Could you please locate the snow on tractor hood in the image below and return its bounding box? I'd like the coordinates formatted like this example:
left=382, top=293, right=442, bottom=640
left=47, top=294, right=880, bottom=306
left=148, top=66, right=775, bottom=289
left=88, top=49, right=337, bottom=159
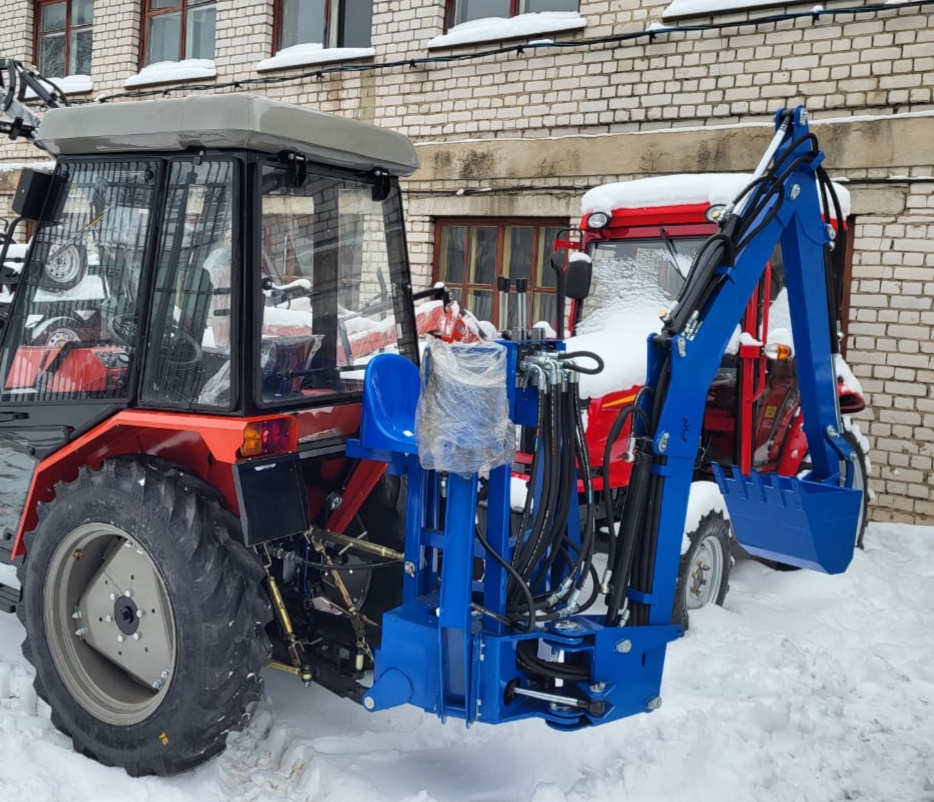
left=581, top=173, right=851, bottom=220
left=568, top=283, right=863, bottom=403
left=566, top=306, right=664, bottom=399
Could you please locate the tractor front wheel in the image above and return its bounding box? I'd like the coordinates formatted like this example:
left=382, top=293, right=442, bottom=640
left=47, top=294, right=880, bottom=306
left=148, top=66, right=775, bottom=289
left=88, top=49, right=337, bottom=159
left=843, top=429, right=869, bottom=550
left=17, top=458, right=270, bottom=776
left=672, top=510, right=732, bottom=629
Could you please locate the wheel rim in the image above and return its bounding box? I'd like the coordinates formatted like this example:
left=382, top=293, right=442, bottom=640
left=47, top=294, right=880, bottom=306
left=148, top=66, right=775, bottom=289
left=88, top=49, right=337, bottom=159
left=685, top=533, right=724, bottom=610
left=46, top=327, right=80, bottom=346
left=45, top=246, right=82, bottom=285
left=44, top=523, right=177, bottom=726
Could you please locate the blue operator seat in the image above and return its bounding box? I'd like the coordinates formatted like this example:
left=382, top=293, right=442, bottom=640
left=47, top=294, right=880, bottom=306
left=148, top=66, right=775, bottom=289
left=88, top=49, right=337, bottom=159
left=346, top=353, right=420, bottom=468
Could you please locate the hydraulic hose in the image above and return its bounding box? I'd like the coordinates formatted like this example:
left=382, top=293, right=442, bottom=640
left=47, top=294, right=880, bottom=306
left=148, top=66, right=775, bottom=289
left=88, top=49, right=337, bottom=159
left=559, top=351, right=605, bottom=375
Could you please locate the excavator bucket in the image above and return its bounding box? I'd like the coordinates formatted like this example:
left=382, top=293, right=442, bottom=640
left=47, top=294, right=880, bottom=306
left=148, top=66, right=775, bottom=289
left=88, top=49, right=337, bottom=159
left=713, top=465, right=862, bottom=574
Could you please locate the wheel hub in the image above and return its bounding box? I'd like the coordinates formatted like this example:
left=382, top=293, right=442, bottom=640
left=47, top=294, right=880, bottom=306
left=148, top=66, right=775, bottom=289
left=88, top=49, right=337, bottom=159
left=113, top=596, right=140, bottom=636
left=685, top=535, right=724, bottom=611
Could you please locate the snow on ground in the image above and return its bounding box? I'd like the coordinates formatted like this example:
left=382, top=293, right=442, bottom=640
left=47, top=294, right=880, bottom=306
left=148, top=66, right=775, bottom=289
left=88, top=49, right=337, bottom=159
left=1, top=523, right=932, bottom=800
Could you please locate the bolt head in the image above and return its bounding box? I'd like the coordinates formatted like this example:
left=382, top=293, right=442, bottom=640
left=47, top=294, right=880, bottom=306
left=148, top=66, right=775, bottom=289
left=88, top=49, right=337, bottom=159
left=363, top=696, right=375, bottom=710
left=615, top=639, right=632, bottom=653
left=74, top=627, right=88, bottom=638
left=589, top=682, right=606, bottom=693
left=161, top=670, right=170, bottom=679
left=132, top=633, right=141, bottom=641
left=646, top=696, right=662, bottom=710
left=404, top=561, right=416, bottom=578
left=105, top=615, right=113, bottom=623
left=124, top=589, right=132, bottom=598
left=71, top=610, right=82, bottom=620
left=117, top=635, right=125, bottom=643
left=151, top=680, right=163, bottom=691
left=109, top=593, right=116, bottom=601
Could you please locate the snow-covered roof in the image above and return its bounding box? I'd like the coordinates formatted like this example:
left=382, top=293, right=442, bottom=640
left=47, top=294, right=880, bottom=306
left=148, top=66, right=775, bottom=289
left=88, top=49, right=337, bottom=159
left=36, top=94, right=419, bottom=176
left=582, top=173, right=851, bottom=219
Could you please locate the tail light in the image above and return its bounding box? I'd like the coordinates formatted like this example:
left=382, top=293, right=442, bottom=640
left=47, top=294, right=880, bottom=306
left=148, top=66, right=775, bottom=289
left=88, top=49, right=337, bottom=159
left=239, top=418, right=295, bottom=458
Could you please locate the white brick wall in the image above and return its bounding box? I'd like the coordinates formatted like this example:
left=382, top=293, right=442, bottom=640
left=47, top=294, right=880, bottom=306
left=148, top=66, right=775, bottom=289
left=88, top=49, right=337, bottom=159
left=1, top=0, right=933, bottom=522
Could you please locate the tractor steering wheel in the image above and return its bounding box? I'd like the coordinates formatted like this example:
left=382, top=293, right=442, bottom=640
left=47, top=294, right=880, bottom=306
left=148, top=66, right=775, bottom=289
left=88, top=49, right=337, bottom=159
left=110, top=314, right=203, bottom=368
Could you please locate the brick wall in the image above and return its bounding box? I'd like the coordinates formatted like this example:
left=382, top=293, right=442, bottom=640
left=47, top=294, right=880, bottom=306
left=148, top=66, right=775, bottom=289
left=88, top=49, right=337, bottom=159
left=1, top=0, right=933, bottom=521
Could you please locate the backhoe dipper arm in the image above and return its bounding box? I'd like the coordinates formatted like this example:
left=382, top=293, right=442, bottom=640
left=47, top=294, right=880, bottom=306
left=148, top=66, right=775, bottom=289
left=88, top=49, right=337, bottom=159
left=0, top=58, right=68, bottom=145
left=627, top=107, right=861, bottom=628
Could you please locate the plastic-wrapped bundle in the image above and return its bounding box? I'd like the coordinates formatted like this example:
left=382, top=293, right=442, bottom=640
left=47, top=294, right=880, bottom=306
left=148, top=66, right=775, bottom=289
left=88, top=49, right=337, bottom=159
left=415, top=337, right=514, bottom=476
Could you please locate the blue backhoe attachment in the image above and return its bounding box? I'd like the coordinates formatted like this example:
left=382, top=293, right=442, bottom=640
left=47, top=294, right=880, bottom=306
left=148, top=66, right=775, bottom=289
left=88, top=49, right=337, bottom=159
left=347, top=105, right=864, bottom=728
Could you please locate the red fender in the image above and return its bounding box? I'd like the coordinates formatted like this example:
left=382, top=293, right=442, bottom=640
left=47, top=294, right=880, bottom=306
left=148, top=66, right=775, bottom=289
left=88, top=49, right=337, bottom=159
left=10, top=406, right=368, bottom=560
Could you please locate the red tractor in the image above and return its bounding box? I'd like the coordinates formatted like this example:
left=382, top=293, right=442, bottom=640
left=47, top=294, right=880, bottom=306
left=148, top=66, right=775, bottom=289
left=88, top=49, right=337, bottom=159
left=552, top=173, right=869, bottom=621
left=0, top=87, right=461, bottom=775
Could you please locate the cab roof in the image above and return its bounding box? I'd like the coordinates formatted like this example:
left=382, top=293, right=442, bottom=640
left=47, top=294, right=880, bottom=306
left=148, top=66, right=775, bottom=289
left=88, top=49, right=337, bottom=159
left=35, top=94, right=419, bottom=176
left=582, top=173, right=851, bottom=220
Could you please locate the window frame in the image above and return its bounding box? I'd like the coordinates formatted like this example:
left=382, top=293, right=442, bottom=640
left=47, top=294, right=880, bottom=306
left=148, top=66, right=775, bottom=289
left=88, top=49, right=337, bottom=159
left=34, top=0, right=93, bottom=78
left=271, top=0, right=372, bottom=53
left=253, top=157, right=410, bottom=410
left=139, top=154, right=241, bottom=413
left=433, top=217, right=567, bottom=331
left=443, top=0, right=576, bottom=30
left=0, top=155, right=163, bottom=408
left=140, top=0, right=217, bottom=69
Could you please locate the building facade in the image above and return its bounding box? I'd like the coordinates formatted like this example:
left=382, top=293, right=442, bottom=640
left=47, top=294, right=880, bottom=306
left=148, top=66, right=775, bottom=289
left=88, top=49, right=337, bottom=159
left=1, top=0, right=933, bottom=523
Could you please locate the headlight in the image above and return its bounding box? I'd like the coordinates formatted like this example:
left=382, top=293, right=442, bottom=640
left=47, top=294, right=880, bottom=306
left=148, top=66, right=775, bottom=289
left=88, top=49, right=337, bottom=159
left=705, top=204, right=726, bottom=223
left=587, top=211, right=610, bottom=229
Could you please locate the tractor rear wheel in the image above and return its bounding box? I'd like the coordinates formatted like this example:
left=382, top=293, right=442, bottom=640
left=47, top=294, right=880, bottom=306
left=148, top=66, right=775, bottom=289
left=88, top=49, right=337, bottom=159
left=672, top=510, right=732, bottom=629
left=16, top=458, right=271, bottom=776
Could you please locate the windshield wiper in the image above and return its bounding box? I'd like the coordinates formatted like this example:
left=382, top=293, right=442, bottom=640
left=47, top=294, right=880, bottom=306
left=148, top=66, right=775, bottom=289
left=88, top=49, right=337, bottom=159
left=658, top=227, right=685, bottom=279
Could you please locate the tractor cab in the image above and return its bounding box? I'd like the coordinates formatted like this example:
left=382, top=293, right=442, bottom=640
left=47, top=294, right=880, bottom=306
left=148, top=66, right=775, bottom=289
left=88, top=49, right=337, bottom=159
left=0, top=95, right=418, bottom=417
left=564, top=172, right=862, bottom=490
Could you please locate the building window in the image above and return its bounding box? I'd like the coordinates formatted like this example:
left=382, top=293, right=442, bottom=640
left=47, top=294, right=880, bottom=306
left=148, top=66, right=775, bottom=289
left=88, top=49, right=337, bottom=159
left=35, top=0, right=93, bottom=77
left=434, top=220, right=567, bottom=329
left=142, top=0, right=216, bottom=66
left=274, top=0, right=372, bottom=51
left=446, top=0, right=577, bottom=28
